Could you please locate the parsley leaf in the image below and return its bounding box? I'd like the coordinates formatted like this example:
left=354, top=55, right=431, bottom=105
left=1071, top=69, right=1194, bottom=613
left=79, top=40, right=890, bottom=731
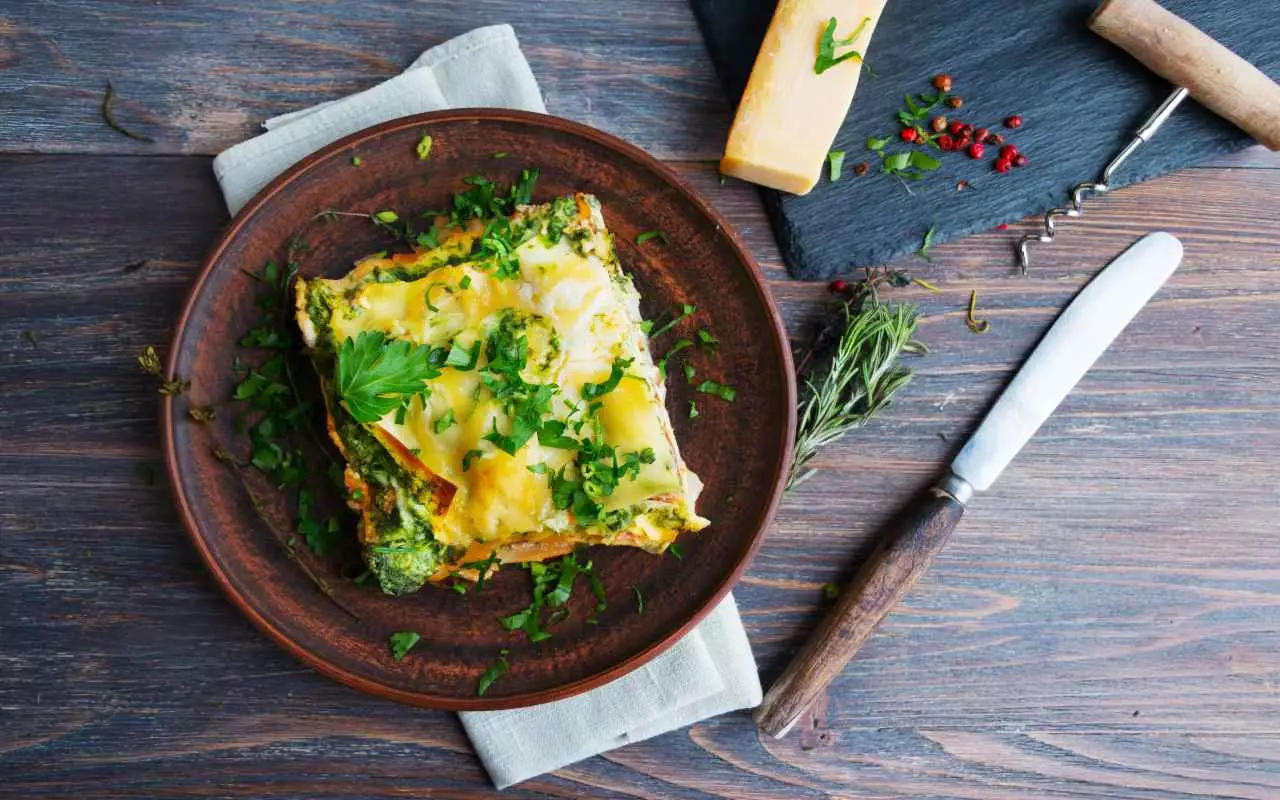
left=656, top=339, right=693, bottom=380
left=815, top=16, right=871, bottom=75
left=389, top=631, right=421, bottom=661
left=649, top=304, right=696, bottom=339
left=695, top=329, right=719, bottom=350
left=462, top=449, right=484, bottom=471
left=689, top=400, right=699, bottom=419
left=444, top=340, right=481, bottom=370
left=416, top=134, right=433, bottom=160
left=581, top=357, right=633, bottom=400
left=827, top=150, right=846, bottom=182
left=433, top=408, right=456, bottom=434
left=374, top=210, right=399, bottom=224
left=696, top=380, right=737, bottom=402
left=917, top=225, right=936, bottom=262
left=635, top=229, right=669, bottom=246
left=335, top=331, right=441, bottom=423
left=477, top=649, right=509, bottom=696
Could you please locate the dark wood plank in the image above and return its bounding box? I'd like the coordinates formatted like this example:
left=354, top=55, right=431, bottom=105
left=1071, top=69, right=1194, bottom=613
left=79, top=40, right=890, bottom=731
left=3, top=153, right=1279, bottom=798
left=0, top=0, right=730, bottom=160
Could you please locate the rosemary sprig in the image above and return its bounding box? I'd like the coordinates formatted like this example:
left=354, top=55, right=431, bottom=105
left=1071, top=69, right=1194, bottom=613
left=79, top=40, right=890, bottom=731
left=788, top=288, right=924, bottom=489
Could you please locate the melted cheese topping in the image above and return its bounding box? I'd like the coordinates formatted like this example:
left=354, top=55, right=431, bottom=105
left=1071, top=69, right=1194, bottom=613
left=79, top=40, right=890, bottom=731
left=300, top=195, right=707, bottom=558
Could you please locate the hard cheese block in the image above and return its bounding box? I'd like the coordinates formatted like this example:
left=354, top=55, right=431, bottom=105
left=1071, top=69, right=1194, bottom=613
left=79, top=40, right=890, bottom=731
left=692, top=0, right=1277, bottom=280
left=721, top=0, right=888, bottom=195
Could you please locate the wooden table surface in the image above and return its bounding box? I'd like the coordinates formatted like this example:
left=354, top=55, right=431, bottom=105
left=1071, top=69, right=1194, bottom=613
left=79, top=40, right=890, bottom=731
left=3, top=3, right=1279, bottom=798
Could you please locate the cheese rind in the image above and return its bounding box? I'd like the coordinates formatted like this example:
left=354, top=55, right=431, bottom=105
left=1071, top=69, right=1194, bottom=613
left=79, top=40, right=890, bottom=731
left=721, top=0, right=888, bottom=195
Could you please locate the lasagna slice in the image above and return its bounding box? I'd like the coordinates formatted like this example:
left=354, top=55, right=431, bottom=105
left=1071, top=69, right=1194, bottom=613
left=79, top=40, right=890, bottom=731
left=295, top=193, right=709, bottom=595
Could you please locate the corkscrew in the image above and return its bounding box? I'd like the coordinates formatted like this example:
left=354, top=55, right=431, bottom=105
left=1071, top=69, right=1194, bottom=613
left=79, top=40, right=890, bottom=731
left=1018, top=0, right=1280, bottom=275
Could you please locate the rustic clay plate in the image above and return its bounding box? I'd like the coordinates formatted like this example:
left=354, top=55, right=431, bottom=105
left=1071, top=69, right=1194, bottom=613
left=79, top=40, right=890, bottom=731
left=163, top=110, right=794, bottom=709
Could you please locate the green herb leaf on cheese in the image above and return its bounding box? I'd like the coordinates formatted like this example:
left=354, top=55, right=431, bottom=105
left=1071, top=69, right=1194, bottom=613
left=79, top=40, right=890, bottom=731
left=335, top=330, right=441, bottom=423
left=814, top=16, right=872, bottom=75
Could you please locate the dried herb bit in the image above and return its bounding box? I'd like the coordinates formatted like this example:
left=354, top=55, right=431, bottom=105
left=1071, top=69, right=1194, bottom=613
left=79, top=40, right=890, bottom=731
left=138, top=345, right=187, bottom=395
left=389, top=631, right=422, bottom=661
left=695, top=380, right=736, bottom=403
left=821, top=582, right=840, bottom=601
left=102, top=80, right=154, bottom=143
left=632, top=585, right=644, bottom=615
left=477, top=649, right=510, bottom=696
left=788, top=288, right=923, bottom=489
left=22, top=330, right=38, bottom=348
left=917, top=225, right=936, bottom=262
left=138, top=345, right=163, bottom=376
left=635, top=229, right=669, bottom=246
left=827, top=149, right=846, bottom=182
left=188, top=406, right=217, bottom=423
left=966, top=290, right=991, bottom=334
left=416, top=134, right=433, bottom=160
left=815, top=17, right=871, bottom=75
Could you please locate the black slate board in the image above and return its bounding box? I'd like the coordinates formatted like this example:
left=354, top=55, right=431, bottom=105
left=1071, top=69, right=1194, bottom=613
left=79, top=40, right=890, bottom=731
left=690, top=0, right=1280, bottom=280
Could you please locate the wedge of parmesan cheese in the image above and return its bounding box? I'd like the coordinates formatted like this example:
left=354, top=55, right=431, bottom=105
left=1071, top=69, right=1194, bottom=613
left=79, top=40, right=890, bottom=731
left=721, top=0, right=888, bottom=195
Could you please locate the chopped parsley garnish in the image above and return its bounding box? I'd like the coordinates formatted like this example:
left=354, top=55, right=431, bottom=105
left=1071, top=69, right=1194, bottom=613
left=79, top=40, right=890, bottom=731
left=334, top=330, right=442, bottom=423
left=688, top=400, right=699, bottom=419
left=682, top=362, right=696, bottom=382
left=373, top=210, right=399, bottom=224
left=536, top=420, right=579, bottom=449
left=416, top=134, right=433, bottom=160
left=827, top=150, right=846, bottom=181
left=815, top=16, right=871, bottom=75
left=632, top=585, right=644, bottom=615
left=477, top=649, right=509, bottom=696
left=433, top=408, right=456, bottom=434
left=647, top=304, right=696, bottom=339
left=695, top=380, right=737, bottom=403
left=389, top=631, right=422, bottom=661
left=416, top=227, right=439, bottom=249
left=425, top=282, right=449, bottom=312
left=462, top=449, right=484, bottom=471
left=459, top=275, right=473, bottom=290
left=917, top=225, right=936, bottom=262
left=527, top=462, right=549, bottom=474
left=635, top=229, right=669, bottom=246
left=581, top=357, right=633, bottom=400
left=499, top=553, right=605, bottom=643
left=296, top=488, right=342, bottom=555
left=444, top=340, right=481, bottom=370
left=351, top=156, right=362, bottom=167
left=821, top=583, right=840, bottom=601
left=695, top=329, right=719, bottom=350
left=656, top=339, right=693, bottom=380
left=492, top=151, right=509, bottom=159
left=668, top=543, right=684, bottom=560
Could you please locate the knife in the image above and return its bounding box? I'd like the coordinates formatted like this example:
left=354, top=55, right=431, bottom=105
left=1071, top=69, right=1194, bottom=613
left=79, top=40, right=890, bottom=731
left=755, top=232, right=1185, bottom=738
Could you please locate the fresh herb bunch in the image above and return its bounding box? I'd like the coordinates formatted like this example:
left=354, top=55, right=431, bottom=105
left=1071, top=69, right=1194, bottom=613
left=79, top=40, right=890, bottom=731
left=788, top=285, right=924, bottom=489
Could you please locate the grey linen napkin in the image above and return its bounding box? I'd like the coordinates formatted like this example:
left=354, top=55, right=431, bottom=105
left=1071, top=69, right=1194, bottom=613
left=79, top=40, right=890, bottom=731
left=209, top=24, right=762, bottom=790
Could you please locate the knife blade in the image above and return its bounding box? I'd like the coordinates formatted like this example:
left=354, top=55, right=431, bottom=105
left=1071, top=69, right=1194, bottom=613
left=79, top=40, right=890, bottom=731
left=755, top=232, right=1184, bottom=738
left=947, top=230, right=1184, bottom=497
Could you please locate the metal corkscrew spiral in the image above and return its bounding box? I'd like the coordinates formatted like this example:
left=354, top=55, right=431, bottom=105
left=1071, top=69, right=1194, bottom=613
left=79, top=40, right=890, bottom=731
left=1018, top=87, right=1189, bottom=275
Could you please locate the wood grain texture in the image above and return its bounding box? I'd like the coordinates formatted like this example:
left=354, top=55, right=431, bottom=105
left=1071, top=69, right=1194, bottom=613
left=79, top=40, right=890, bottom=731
left=2, top=1, right=1280, bottom=796
left=756, top=487, right=966, bottom=738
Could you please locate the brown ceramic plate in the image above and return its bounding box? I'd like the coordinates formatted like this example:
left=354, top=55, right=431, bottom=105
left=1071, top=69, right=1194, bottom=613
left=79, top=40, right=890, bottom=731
left=163, top=110, right=794, bottom=710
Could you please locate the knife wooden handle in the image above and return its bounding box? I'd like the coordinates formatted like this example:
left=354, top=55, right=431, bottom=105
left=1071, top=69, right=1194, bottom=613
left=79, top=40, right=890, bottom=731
left=754, top=486, right=966, bottom=738
left=1089, top=0, right=1280, bottom=150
